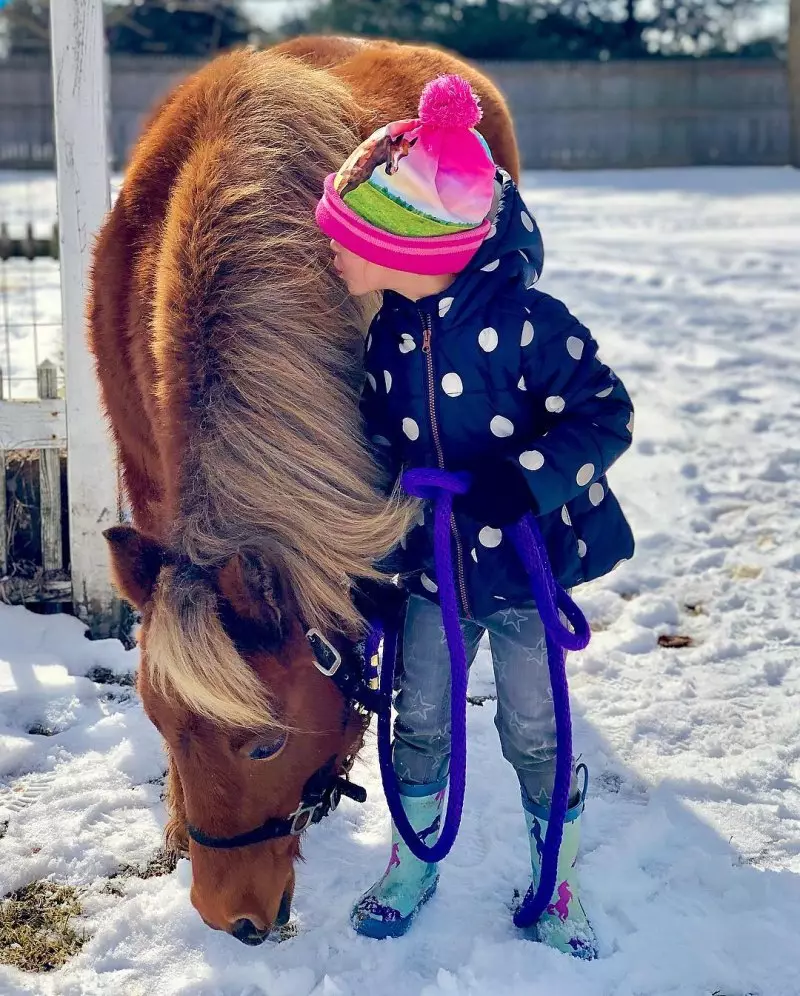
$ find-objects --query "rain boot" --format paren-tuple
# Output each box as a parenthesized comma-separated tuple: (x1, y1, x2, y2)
(521, 766, 598, 959)
(351, 779, 445, 939)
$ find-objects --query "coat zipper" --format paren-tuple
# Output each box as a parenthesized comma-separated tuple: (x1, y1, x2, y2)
(420, 311, 471, 618)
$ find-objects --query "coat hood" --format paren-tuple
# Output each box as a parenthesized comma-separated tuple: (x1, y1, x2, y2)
(407, 171, 545, 327)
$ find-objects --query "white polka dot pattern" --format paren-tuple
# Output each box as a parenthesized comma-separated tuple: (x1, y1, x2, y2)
(566, 335, 584, 360)
(596, 385, 613, 398)
(490, 416, 514, 438)
(521, 320, 534, 347)
(589, 482, 605, 506)
(520, 211, 534, 232)
(545, 396, 565, 414)
(519, 450, 544, 471)
(383, 370, 392, 393)
(561, 505, 571, 526)
(479, 327, 499, 352)
(420, 573, 438, 593)
(576, 463, 594, 486)
(481, 259, 500, 272)
(402, 418, 420, 441)
(399, 334, 416, 354)
(439, 297, 454, 317)
(479, 526, 502, 549)
(366, 373, 377, 391)
(577, 539, 587, 558)
(518, 376, 527, 391)
(442, 372, 463, 398)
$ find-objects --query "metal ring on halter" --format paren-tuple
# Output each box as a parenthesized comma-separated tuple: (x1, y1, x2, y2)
(289, 804, 317, 836)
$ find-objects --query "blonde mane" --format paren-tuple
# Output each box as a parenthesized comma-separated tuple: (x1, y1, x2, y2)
(130, 52, 414, 725)
(153, 56, 412, 600)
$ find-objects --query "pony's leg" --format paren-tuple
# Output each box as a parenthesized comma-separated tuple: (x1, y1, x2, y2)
(164, 747, 189, 855)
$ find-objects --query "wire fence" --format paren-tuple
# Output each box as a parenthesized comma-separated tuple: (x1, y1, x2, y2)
(0, 173, 62, 401)
(0, 170, 68, 598)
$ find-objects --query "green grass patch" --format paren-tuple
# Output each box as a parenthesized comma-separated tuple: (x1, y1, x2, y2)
(0, 881, 87, 973)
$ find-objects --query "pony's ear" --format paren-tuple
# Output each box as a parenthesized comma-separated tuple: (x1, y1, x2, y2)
(216, 552, 284, 634)
(104, 525, 168, 609)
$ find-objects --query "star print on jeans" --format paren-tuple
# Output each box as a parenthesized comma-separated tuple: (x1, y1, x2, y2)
(524, 641, 547, 667)
(405, 688, 437, 721)
(506, 709, 530, 736)
(492, 653, 509, 677)
(531, 787, 551, 808)
(394, 756, 415, 781)
(499, 607, 528, 632)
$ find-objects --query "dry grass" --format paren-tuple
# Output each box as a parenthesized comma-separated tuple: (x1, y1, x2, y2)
(658, 634, 695, 649)
(104, 848, 178, 897)
(0, 881, 87, 973)
(115, 848, 178, 881)
(85, 666, 136, 687)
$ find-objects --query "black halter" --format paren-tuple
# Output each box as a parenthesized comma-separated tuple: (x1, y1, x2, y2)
(186, 629, 383, 850)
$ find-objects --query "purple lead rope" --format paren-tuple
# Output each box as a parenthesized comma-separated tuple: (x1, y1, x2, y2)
(370, 468, 591, 928)
(374, 468, 472, 864)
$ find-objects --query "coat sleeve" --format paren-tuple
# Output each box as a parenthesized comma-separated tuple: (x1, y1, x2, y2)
(513, 294, 633, 516)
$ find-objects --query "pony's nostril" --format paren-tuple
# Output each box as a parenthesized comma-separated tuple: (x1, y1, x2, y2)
(231, 918, 269, 946)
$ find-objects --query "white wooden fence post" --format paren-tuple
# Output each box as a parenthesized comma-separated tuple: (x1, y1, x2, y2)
(50, 0, 120, 635)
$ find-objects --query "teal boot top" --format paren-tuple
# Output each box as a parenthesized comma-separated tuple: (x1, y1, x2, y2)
(351, 779, 445, 939)
(521, 766, 598, 960)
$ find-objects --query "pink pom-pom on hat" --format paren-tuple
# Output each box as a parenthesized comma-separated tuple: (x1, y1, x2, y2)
(418, 75, 483, 130)
(316, 73, 496, 275)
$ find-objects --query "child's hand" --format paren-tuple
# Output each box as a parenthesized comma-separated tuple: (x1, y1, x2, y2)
(456, 461, 532, 526)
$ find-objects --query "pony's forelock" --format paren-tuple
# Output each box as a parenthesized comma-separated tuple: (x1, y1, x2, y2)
(146, 565, 279, 731)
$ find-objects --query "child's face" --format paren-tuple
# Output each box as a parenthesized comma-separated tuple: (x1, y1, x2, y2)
(330, 241, 392, 297)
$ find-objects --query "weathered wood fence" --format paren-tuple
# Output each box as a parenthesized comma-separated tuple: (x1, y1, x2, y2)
(0, 358, 69, 604)
(0, 54, 792, 170)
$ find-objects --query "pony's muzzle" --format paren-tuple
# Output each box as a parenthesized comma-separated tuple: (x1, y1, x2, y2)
(231, 888, 293, 945)
(231, 917, 270, 946)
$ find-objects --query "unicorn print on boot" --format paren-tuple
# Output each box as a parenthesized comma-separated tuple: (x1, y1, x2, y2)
(520, 768, 598, 959)
(351, 780, 445, 939)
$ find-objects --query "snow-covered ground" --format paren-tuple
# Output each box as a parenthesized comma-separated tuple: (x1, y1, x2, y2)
(1, 167, 800, 995)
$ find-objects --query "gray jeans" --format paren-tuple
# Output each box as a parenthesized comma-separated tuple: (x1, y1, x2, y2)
(393, 595, 575, 807)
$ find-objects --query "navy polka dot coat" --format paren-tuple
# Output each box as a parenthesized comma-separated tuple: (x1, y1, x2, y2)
(362, 173, 635, 618)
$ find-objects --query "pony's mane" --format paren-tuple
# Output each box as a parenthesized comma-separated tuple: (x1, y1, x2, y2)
(150, 50, 413, 646)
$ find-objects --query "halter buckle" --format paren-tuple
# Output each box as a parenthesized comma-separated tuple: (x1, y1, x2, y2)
(306, 628, 342, 677)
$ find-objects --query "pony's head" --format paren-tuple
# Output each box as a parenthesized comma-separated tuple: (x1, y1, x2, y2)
(106, 525, 368, 944)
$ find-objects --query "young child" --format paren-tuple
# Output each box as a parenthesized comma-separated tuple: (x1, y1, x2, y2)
(315, 76, 634, 957)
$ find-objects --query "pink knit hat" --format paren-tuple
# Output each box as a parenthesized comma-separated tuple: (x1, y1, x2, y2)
(316, 75, 496, 275)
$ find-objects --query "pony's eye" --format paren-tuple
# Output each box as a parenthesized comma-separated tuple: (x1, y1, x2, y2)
(249, 734, 287, 761)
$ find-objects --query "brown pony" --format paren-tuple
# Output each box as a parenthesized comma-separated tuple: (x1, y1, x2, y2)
(90, 36, 518, 944)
